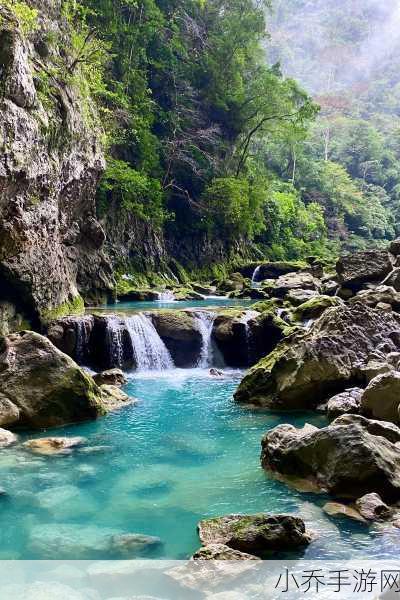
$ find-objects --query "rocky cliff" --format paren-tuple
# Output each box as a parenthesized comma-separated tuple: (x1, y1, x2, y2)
(0, 0, 114, 334)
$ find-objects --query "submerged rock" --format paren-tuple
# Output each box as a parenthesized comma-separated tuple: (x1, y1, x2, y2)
(0, 331, 107, 428)
(361, 372, 400, 423)
(192, 544, 260, 560)
(198, 514, 311, 557)
(336, 250, 392, 291)
(235, 303, 400, 409)
(323, 502, 367, 524)
(93, 368, 127, 387)
(261, 415, 400, 500)
(23, 437, 87, 455)
(28, 523, 161, 559)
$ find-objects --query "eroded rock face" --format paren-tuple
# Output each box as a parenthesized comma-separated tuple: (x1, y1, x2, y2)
(261, 416, 400, 501)
(336, 251, 392, 291)
(235, 303, 400, 409)
(198, 514, 311, 558)
(0, 2, 113, 330)
(0, 331, 106, 428)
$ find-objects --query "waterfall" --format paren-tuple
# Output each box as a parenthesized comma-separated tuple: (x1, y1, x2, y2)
(251, 265, 262, 288)
(157, 290, 176, 302)
(126, 314, 173, 371)
(194, 311, 217, 368)
(105, 316, 126, 368)
(75, 316, 94, 364)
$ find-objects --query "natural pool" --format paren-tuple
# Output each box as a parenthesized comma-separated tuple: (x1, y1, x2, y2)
(0, 369, 399, 560)
(88, 297, 254, 314)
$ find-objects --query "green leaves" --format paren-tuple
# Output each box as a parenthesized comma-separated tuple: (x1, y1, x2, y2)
(97, 159, 167, 226)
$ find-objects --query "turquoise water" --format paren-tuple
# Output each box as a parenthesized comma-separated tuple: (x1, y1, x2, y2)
(89, 298, 253, 314)
(0, 369, 398, 560)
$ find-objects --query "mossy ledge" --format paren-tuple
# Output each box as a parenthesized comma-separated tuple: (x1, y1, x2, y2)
(41, 295, 85, 324)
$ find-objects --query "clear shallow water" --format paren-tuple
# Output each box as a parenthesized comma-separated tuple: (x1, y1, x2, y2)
(88, 298, 254, 314)
(0, 369, 398, 560)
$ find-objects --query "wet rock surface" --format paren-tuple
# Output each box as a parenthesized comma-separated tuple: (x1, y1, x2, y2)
(198, 514, 311, 557)
(23, 437, 87, 455)
(261, 416, 400, 501)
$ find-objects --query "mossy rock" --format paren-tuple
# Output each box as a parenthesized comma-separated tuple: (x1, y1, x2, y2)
(0, 331, 107, 429)
(235, 303, 400, 409)
(41, 295, 84, 323)
(293, 295, 343, 321)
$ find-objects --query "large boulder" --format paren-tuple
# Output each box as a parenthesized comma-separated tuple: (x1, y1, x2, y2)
(212, 310, 258, 367)
(326, 388, 363, 420)
(293, 295, 343, 322)
(234, 303, 400, 409)
(198, 514, 311, 558)
(361, 372, 400, 423)
(336, 250, 392, 291)
(350, 285, 400, 311)
(0, 331, 107, 428)
(150, 310, 203, 367)
(273, 272, 320, 298)
(261, 415, 400, 500)
(213, 307, 296, 367)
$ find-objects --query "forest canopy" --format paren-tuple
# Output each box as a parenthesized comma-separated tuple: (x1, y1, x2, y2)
(62, 0, 400, 261)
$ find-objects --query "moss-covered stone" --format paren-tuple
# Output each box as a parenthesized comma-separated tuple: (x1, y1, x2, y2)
(198, 513, 311, 557)
(0, 330, 107, 429)
(235, 303, 400, 409)
(293, 295, 343, 321)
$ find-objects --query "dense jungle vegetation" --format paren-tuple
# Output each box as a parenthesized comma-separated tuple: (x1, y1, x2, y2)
(63, 0, 400, 260)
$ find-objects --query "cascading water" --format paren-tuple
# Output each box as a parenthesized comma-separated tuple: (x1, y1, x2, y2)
(193, 311, 225, 368)
(126, 314, 173, 371)
(105, 316, 126, 368)
(75, 316, 94, 364)
(251, 265, 262, 288)
(157, 290, 176, 302)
